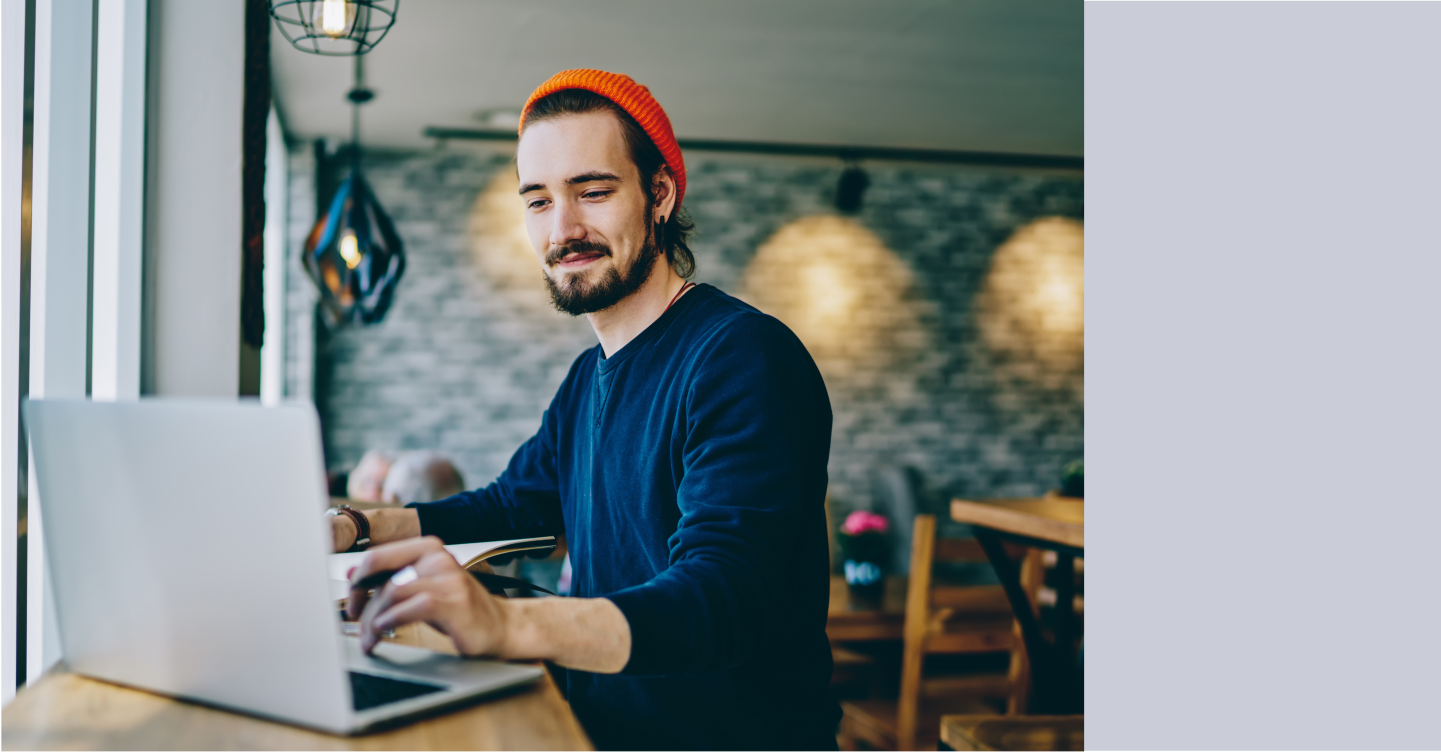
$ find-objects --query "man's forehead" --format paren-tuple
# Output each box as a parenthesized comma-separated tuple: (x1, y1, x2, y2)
(516, 111, 635, 187)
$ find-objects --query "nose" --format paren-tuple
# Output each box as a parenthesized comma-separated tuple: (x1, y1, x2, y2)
(548, 196, 587, 250)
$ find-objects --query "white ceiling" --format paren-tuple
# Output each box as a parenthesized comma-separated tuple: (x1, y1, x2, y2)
(270, 0, 1082, 156)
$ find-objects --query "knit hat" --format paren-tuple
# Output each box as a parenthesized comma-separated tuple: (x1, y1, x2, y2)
(520, 69, 686, 210)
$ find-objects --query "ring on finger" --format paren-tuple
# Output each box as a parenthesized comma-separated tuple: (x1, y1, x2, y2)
(389, 565, 419, 587)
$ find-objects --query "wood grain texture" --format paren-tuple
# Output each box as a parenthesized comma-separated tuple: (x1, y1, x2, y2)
(840, 516, 1036, 751)
(896, 514, 937, 751)
(949, 498, 1084, 549)
(1, 622, 592, 751)
(939, 714, 1083, 751)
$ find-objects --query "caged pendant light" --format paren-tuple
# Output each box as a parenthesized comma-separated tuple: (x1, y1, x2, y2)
(303, 54, 405, 325)
(270, 0, 399, 57)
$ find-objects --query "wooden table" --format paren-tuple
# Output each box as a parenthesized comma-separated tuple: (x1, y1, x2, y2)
(1, 621, 592, 750)
(948, 498, 1082, 550)
(951, 497, 1083, 715)
(940, 714, 1083, 751)
(826, 574, 906, 642)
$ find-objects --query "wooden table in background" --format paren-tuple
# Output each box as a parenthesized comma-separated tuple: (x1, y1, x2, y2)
(826, 574, 907, 642)
(1, 620, 592, 750)
(948, 497, 1083, 550)
(951, 496, 1083, 715)
(940, 714, 1084, 751)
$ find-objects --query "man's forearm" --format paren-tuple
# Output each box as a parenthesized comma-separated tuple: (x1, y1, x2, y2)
(369, 507, 422, 545)
(501, 596, 631, 674)
(334, 507, 423, 552)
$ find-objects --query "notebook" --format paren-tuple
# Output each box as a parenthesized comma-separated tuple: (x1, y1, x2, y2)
(327, 537, 557, 600)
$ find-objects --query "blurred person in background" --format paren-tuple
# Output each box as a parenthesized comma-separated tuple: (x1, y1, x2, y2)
(345, 449, 394, 502)
(333, 70, 836, 750)
(381, 450, 465, 505)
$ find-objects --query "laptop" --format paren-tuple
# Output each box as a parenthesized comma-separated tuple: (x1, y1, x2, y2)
(23, 398, 544, 735)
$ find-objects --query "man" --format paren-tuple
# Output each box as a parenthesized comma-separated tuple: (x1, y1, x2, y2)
(345, 449, 393, 502)
(332, 70, 837, 750)
(380, 450, 466, 505)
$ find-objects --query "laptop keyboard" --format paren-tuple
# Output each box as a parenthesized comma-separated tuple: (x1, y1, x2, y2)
(348, 671, 446, 711)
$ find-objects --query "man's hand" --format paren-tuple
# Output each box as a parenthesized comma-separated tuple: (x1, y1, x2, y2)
(347, 537, 511, 656)
(345, 536, 633, 673)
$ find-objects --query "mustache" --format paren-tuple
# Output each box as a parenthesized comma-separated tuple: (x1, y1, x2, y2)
(545, 240, 612, 266)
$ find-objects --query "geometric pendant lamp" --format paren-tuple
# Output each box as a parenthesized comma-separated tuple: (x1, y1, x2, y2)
(303, 172, 406, 324)
(301, 54, 405, 325)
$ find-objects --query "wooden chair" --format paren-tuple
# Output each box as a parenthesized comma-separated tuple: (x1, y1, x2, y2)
(839, 515, 1043, 751)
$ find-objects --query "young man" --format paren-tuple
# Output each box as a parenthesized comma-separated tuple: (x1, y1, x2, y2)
(333, 70, 837, 750)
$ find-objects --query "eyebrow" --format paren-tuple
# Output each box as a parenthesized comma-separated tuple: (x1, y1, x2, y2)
(518, 171, 624, 195)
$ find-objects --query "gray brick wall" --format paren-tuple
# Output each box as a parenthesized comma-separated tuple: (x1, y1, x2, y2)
(284, 146, 1083, 522)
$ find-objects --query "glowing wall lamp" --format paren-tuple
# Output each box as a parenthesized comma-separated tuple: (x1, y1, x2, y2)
(977, 217, 1085, 370)
(739, 215, 925, 373)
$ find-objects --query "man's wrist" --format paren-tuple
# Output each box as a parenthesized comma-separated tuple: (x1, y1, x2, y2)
(334, 514, 358, 551)
(497, 599, 543, 662)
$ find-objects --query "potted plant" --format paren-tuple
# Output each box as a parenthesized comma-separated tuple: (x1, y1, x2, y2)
(1060, 459, 1083, 498)
(837, 510, 892, 602)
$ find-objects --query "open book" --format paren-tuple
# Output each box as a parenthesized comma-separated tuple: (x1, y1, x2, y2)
(328, 537, 557, 600)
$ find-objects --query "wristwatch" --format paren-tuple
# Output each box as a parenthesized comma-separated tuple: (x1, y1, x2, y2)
(326, 505, 371, 552)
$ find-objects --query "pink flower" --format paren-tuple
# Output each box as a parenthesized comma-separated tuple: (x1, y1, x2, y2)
(841, 510, 889, 536)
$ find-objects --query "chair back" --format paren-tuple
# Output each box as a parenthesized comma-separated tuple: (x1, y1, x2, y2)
(895, 514, 1040, 750)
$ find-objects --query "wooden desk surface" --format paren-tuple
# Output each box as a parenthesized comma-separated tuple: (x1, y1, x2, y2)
(940, 714, 1083, 751)
(1, 621, 592, 751)
(950, 497, 1084, 549)
(826, 574, 906, 642)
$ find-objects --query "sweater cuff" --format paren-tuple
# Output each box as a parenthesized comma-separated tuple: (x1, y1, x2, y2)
(405, 497, 476, 543)
(604, 585, 679, 676)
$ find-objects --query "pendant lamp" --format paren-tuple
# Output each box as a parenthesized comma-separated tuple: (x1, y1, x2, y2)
(303, 55, 405, 325)
(270, 0, 399, 57)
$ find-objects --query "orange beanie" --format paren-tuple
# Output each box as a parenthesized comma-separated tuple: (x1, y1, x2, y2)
(520, 69, 687, 210)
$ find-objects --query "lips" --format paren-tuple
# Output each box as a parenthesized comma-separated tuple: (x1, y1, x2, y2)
(556, 251, 605, 268)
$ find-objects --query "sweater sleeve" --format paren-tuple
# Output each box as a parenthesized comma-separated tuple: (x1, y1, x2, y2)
(405, 367, 574, 544)
(604, 315, 831, 676)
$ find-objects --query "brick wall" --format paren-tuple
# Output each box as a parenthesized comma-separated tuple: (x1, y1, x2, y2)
(283, 145, 1083, 523)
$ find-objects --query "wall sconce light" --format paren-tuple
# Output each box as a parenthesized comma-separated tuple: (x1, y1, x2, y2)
(269, 0, 399, 56)
(977, 217, 1084, 371)
(835, 163, 870, 215)
(302, 55, 405, 325)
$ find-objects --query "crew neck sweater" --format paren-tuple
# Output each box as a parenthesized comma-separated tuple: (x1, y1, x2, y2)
(408, 284, 838, 750)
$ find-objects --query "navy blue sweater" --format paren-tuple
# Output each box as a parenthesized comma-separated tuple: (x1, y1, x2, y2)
(410, 285, 839, 750)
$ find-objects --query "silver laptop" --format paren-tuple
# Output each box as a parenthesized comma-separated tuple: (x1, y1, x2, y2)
(24, 398, 544, 735)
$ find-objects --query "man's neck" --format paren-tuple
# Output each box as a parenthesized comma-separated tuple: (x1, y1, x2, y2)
(587, 265, 689, 358)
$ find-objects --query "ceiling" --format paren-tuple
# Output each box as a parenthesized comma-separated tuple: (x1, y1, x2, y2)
(270, 0, 1082, 156)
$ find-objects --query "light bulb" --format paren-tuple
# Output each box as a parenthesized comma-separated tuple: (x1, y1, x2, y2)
(316, 0, 354, 38)
(339, 231, 362, 269)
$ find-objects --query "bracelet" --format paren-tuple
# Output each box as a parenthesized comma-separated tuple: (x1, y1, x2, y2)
(328, 505, 371, 552)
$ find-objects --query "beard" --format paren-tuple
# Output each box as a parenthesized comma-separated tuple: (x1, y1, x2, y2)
(543, 227, 661, 316)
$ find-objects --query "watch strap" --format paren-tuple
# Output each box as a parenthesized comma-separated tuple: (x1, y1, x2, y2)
(338, 507, 371, 552)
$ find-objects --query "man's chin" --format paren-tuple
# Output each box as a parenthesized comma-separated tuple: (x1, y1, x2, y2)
(543, 243, 658, 316)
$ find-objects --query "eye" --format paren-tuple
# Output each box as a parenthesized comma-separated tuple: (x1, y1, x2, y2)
(526, 198, 551, 210)
(583, 189, 613, 200)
